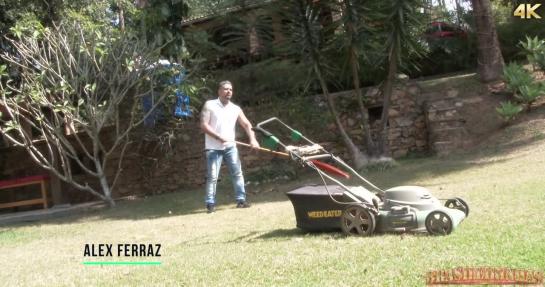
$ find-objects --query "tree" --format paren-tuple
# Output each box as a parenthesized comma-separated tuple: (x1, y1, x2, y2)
(335, 0, 379, 157)
(0, 22, 165, 207)
(470, 0, 504, 82)
(135, 0, 190, 60)
(278, 0, 368, 168)
(378, 0, 424, 155)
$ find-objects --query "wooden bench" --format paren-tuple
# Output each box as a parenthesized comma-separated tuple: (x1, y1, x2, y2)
(0, 175, 49, 210)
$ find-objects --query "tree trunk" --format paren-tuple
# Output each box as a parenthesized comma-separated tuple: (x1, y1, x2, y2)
(95, 160, 116, 207)
(118, 2, 125, 31)
(378, 44, 399, 156)
(49, 148, 66, 205)
(314, 63, 368, 168)
(99, 174, 116, 207)
(349, 48, 377, 156)
(471, 0, 505, 82)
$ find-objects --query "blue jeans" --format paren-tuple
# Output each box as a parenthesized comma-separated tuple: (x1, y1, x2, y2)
(205, 146, 246, 205)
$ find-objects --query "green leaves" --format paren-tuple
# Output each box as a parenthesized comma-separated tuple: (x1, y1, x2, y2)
(499, 60, 544, 121)
(125, 58, 135, 72)
(496, 101, 522, 123)
(84, 83, 97, 94)
(2, 120, 21, 133)
(503, 63, 534, 94)
(516, 83, 545, 107)
(9, 17, 46, 39)
(10, 24, 23, 39)
(383, 0, 425, 68)
(519, 36, 545, 71)
(0, 65, 7, 78)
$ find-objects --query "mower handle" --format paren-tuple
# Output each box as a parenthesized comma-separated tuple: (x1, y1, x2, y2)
(252, 126, 273, 137)
(256, 117, 280, 128)
(256, 117, 318, 146)
(301, 154, 332, 161)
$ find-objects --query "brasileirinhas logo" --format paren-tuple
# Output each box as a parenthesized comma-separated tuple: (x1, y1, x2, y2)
(426, 267, 544, 286)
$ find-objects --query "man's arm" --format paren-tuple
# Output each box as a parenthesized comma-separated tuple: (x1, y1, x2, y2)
(237, 111, 260, 148)
(200, 104, 226, 143)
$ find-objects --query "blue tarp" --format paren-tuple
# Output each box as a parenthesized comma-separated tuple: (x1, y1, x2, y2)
(143, 61, 192, 127)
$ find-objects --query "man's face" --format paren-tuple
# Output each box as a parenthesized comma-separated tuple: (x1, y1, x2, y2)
(218, 83, 233, 102)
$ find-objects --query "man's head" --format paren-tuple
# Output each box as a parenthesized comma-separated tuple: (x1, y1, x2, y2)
(217, 80, 233, 104)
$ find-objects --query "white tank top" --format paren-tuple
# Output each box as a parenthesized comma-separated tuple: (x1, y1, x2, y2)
(203, 99, 242, 150)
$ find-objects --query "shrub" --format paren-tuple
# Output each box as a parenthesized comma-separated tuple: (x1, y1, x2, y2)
(516, 83, 545, 109)
(519, 36, 545, 71)
(496, 19, 545, 62)
(496, 101, 523, 122)
(503, 63, 533, 95)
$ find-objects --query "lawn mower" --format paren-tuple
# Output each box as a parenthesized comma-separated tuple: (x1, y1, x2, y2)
(247, 117, 469, 236)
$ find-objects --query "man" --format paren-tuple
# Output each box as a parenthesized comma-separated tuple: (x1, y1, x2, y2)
(200, 80, 260, 213)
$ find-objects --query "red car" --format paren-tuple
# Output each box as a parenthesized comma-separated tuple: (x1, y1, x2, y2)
(425, 21, 467, 39)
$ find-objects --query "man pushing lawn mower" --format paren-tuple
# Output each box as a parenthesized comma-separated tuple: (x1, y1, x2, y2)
(200, 86, 468, 235)
(200, 80, 260, 213)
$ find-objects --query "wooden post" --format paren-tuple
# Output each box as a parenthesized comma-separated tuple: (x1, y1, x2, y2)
(40, 180, 48, 208)
(49, 148, 65, 205)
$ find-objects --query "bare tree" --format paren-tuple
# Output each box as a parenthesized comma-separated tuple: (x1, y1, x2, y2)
(0, 23, 165, 207)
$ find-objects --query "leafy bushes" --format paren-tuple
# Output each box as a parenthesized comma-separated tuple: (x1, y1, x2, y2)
(496, 101, 523, 122)
(503, 62, 534, 94)
(418, 35, 477, 76)
(519, 36, 545, 71)
(211, 59, 309, 105)
(497, 52, 545, 123)
(517, 83, 545, 109)
(496, 19, 545, 63)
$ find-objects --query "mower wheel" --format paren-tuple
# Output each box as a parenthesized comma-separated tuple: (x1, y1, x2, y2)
(340, 205, 375, 236)
(425, 211, 453, 236)
(445, 197, 469, 217)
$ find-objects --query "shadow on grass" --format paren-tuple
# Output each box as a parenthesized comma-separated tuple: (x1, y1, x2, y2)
(1, 180, 298, 227)
(255, 228, 434, 241)
(256, 228, 307, 239)
(4, 110, 545, 228)
(255, 228, 344, 240)
(178, 228, 347, 247)
(0, 153, 516, 228)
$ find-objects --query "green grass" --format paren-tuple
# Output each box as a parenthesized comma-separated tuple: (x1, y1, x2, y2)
(1, 122, 545, 286)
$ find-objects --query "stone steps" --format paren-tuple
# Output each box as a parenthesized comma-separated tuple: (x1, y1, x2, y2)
(425, 91, 469, 156)
(429, 127, 467, 142)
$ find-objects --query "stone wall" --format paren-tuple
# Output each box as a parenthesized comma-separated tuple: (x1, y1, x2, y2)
(320, 77, 428, 158)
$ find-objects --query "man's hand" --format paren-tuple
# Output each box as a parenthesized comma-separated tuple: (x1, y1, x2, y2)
(249, 139, 260, 149)
(216, 135, 227, 143)
(238, 111, 260, 149)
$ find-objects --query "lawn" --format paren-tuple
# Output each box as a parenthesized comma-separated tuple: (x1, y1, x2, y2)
(1, 119, 544, 286)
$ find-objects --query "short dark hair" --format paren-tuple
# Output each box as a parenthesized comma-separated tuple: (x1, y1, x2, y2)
(218, 80, 232, 90)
